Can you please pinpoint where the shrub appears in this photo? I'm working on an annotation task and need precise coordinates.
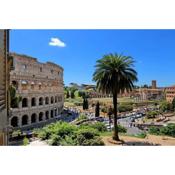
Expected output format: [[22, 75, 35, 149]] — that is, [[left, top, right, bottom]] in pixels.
[[148, 126, 161, 135], [77, 114, 88, 121], [80, 122, 107, 132], [35, 121, 105, 146], [101, 106, 107, 113], [147, 111, 159, 119], [48, 134, 61, 146], [118, 104, 133, 112], [149, 124, 175, 137], [172, 98, 175, 111], [59, 135, 77, 146], [160, 124, 175, 137], [12, 130, 22, 138], [90, 122, 107, 132], [75, 128, 104, 146], [159, 101, 171, 112], [37, 130, 48, 140], [23, 137, 29, 146], [136, 132, 147, 138], [53, 122, 77, 139], [118, 125, 127, 133]]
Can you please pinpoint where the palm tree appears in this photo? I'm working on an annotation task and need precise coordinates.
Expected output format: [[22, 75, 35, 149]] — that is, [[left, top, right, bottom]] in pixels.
[[93, 53, 138, 141]]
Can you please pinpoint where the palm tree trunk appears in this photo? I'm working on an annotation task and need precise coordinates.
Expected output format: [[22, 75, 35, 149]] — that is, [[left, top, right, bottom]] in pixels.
[[113, 92, 120, 141]]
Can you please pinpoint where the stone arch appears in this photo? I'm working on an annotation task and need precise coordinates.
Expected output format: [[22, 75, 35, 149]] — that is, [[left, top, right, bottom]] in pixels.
[[22, 98, 28, 108], [39, 112, 44, 121], [51, 96, 54, 104], [39, 97, 44, 106], [45, 97, 49, 105], [11, 116, 18, 127], [55, 96, 58, 103], [31, 97, 36, 107], [45, 111, 49, 120], [54, 108, 57, 116], [50, 110, 54, 118], [22, 115, 28, 126], [31, 113, 37, 123]]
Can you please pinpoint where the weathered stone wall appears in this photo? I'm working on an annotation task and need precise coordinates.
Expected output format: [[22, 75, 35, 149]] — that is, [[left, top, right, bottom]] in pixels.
[[9, 53, 64, 130]]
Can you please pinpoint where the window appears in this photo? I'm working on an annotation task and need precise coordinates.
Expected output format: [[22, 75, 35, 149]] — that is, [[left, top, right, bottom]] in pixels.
[[22, 98, 28, 108], [51, 97, 54, 104], [51, 69, 53, 74], [39, 85, 42, 90], [40, 67, 42, 72], [22, 115, 28, 126], [39, 97, 43, 106], [45, 111, 49, 120], [51, 110, 54, 118], [55, 96, 58, 103], [31, 113, 37, 123], [55, 108, 57, 116], [39, 112, 44, 121], [11, 116, 18, 127], [31, 98, 36, 107], [45, 97, 49, 105]]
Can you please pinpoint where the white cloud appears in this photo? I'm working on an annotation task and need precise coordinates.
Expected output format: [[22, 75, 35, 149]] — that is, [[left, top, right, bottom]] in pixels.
[[49, 37, 66, 47]]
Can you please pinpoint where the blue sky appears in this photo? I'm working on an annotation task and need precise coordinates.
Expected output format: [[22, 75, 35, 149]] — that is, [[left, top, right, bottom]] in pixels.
[[10, 29, 175, 87]]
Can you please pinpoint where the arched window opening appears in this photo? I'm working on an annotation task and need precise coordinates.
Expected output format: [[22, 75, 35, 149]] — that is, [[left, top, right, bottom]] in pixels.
[[39, 112, 44, 121], [22, 98, 28, 108], [22, 115, 28, 126], [45, 111, 49, 120], [51, 110, 54, 118], [39, 97, 43, 106], [51, 97, 54, 104], [11, 116, 18, 127], [31, 113, 37, 123], [55, 108, 57, 117], [55, 96, 58, 103], [31, 97, 36, 107], [45, 97, 49, 105]]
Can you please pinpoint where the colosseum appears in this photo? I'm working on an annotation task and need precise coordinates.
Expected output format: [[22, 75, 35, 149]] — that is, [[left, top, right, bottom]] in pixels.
[[9, 53, 64, 131]]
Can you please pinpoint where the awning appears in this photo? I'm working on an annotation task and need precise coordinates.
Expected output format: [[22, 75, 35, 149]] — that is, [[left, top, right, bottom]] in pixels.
[[31, 82, 35, 85], [38, 82, 42, 85]]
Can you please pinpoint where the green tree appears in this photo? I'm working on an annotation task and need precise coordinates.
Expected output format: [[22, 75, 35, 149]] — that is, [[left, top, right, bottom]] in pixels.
[[66, 90, 70, 98], [172, 97, 175, 111], [83, 98, 86, 110], [83, 98, 89, 110], [86, 98, 89, 109], [146, 111, 159, 119], [93, 53, 138, 141], [69, 87, 77, 99], [159, 101, 171, 112], [9, 85, 22, 108]]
